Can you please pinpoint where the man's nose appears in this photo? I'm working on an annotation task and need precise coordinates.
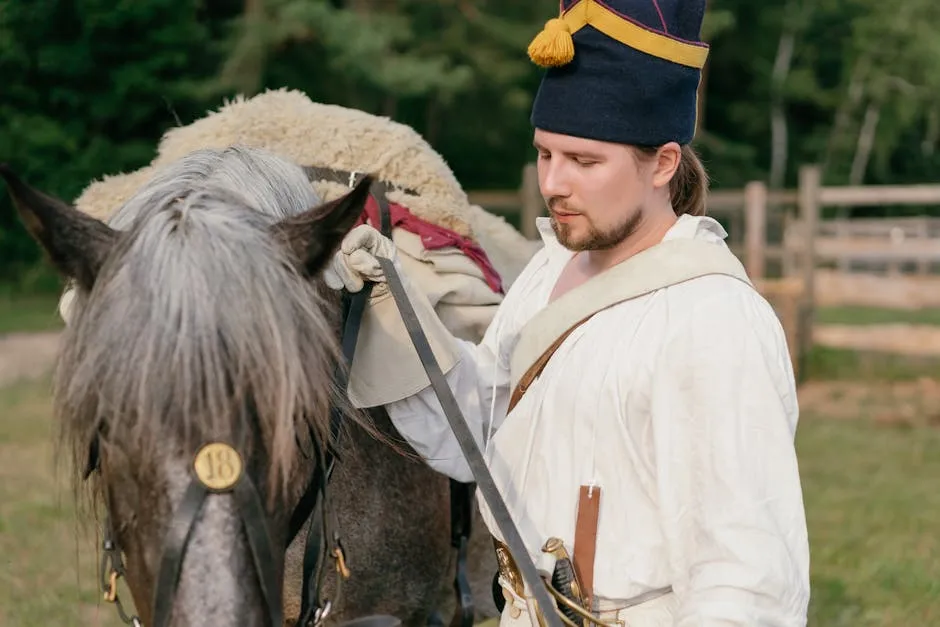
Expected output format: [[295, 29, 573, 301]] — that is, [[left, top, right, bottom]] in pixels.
[[538, 159, 570, 201]]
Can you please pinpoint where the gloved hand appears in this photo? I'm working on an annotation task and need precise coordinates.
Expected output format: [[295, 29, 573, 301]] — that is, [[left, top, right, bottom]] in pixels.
[[320, 224, 461, 409], [323, 224, 399, 295]]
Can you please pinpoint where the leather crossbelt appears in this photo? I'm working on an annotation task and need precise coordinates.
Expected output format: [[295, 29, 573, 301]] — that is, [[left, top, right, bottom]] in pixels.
[[375, 256, 565, 627]]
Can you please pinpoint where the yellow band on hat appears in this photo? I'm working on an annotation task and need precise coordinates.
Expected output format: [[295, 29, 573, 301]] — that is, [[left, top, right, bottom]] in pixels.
[[564, 0, 708, 69]]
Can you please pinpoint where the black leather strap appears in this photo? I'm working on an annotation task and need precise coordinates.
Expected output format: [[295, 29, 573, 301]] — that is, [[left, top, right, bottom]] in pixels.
[[297, 444, 331, 625], [149, 475, 284, 627], [101, 514, 143, 626], [234, 476, 285, 627], [449, 479, 475, 627], [296, 178, 393, 625], [287, 284, 370, 547], [152, 480, 209, 627], [376, 256, 564, 627]]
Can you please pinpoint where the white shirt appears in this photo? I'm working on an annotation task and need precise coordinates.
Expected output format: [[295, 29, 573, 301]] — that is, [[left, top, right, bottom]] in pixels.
[[387, 215, 810, 626]]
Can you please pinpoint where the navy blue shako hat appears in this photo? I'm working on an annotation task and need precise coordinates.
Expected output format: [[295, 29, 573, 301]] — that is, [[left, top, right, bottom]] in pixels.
[[528, 0, 709, 147]]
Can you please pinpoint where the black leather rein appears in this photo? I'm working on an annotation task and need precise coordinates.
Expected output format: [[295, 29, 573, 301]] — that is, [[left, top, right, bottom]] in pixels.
[[374, 254, 565, 627]]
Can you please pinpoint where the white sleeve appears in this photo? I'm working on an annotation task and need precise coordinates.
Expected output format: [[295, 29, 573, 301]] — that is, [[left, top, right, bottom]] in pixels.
[[381, 244, 552, 483], [650, 286, 810, 626], [384, 304, 513, 483]]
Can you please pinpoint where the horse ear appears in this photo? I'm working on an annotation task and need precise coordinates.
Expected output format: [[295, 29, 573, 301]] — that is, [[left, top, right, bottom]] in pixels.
[[272, 174, 373, 277], [0, 164, 118, 291]]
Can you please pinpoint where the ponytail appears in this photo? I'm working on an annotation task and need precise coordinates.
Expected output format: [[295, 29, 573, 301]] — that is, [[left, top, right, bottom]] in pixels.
[[670, 144, 708, 217], [633, 143, 709, 217]]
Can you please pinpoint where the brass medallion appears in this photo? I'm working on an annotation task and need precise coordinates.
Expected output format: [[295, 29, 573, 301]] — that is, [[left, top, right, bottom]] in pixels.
[[193, 442, 243, 491]]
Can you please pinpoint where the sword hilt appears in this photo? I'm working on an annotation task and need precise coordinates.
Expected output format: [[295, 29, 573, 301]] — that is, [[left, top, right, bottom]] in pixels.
[[542, 538, 587, 627]]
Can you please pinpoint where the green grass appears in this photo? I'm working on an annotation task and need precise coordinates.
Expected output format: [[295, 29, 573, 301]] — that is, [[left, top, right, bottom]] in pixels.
[[799, 416, 940, 626], [0, 376, 124, 627], [0, 375, 937, 626], [816, 306, 940, 327], [0, 291, 63, 335], [804, 346, 940, 381]]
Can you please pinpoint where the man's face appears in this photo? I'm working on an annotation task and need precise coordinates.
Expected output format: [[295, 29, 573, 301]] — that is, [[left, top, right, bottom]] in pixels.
[[533, 128, 655, 251]]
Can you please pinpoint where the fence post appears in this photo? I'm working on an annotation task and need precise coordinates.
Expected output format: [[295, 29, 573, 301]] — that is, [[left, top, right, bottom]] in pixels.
[[916, 217, 930, 275], [520, 163, 543, 240], [743, 180, 767, 279], [796, 164, 821, 381]]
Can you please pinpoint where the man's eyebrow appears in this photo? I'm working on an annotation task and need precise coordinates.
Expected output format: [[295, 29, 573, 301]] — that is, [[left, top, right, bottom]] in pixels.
[[564, 150, 604, 160], [532, 140, 605, 160]]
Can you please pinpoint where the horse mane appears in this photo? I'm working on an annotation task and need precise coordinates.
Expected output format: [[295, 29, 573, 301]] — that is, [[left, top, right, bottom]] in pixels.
[[55, 146, 356, 498]]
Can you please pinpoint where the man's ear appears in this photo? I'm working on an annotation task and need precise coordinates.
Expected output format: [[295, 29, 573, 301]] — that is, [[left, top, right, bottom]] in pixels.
[[651, 142, 682, 189], [0, 164, 118, 291], [270, 174, 373, 277]]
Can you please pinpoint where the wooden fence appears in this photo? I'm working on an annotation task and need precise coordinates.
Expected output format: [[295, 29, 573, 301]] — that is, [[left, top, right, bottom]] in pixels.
[[467, 164, 544, 239], [467, 163, 940, 375]]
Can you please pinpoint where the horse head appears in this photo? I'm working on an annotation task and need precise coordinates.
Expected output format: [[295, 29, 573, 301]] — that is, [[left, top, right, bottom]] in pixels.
[[0, 146, 374, 626]]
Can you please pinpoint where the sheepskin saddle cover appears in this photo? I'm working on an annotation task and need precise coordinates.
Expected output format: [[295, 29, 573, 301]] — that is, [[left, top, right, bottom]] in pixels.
[[70, 88, 545, 341]]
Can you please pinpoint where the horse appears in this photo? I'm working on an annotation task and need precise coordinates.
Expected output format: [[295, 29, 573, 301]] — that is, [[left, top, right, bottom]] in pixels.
[[0, 145, 503, 627]]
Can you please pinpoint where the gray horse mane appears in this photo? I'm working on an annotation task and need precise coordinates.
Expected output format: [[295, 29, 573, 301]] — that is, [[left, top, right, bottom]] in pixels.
[[57, 145, 351, 497]]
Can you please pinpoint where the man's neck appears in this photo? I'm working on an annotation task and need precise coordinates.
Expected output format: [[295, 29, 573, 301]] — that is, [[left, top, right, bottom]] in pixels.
[[580, 211, 678, 275]]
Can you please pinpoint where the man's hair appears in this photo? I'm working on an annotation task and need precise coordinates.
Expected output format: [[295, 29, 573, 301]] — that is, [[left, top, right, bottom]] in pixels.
[[634, 144, 708, 217]]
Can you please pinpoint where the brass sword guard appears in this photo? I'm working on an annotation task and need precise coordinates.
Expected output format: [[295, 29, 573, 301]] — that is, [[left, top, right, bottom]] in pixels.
[[542, 538, 587, 605], [541, 537, 592, 627]]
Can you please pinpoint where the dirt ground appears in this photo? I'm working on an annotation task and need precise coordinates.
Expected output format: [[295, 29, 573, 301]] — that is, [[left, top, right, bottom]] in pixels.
[[0, 330, 61, 389], [2, 328, 939, 425], [798, 377, 940, 426]]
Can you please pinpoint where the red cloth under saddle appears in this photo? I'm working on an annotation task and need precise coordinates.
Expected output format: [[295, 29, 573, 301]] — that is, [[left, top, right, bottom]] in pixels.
[[354, 196, 504, 295]]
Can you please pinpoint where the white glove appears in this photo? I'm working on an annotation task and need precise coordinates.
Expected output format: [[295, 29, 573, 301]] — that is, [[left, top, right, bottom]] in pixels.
[[320, 226, 460, 408], [323, 224, 399, 295]]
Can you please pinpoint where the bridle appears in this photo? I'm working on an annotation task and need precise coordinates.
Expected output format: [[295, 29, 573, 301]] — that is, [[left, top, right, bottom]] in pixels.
[[96, 441, 285, 627], [287, 171, 477, 627], [85, 174, 479, 627]]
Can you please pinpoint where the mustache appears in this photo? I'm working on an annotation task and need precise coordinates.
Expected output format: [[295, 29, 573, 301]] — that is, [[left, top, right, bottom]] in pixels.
[[547, 198, 581, 214]]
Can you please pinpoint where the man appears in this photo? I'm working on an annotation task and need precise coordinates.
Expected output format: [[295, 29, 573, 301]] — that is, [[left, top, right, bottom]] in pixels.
[[325, 0, 811, 625]]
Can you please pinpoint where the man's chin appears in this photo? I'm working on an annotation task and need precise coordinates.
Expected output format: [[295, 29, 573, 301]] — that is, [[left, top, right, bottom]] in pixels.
[[555, 230, 590, 252], [552, 221, 626, 252]]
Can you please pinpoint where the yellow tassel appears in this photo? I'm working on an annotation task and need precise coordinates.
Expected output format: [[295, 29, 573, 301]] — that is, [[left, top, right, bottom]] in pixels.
[[527, 18, 575, 68]]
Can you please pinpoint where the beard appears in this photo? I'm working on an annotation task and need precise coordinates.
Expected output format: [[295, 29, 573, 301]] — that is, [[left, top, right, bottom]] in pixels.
[[549, 201, 645, 251]]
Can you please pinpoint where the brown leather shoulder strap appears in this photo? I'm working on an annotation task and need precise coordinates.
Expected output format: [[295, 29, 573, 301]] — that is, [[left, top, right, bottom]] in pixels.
[[506, 314, 593, 413], [505, 314, 603, 609]]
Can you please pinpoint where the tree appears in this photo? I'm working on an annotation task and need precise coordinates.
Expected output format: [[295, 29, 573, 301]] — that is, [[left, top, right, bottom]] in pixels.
[[0, 0, 238, 281]]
